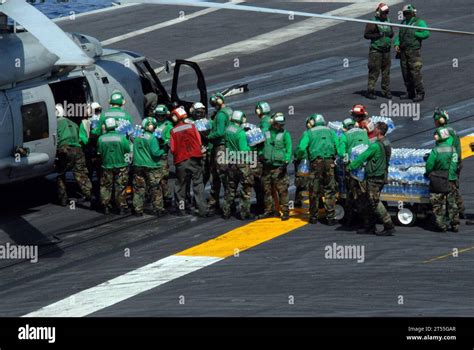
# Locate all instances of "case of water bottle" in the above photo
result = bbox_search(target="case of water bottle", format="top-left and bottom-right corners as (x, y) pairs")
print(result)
(371, 116), (395, 134)
(90, 116), (100, 130)
(195, 118), (211, 133)
(350, 144), (369, 181)
(244, 124), (266, 146)
(116, 119), (133, 136)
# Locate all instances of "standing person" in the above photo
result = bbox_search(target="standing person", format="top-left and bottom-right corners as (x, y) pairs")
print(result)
(338, 117), (370, 227)
(252, 101), (273, 213)
(425, 127), (460, 232)
(169, 107), (207, 217)
(258, 113), (292, 221)
(55, 104), (93, 207)
(364, 2), (394, 100)
(132, 117), (166, 217)
(294, 114), (318, 208)
(92, 91), (134, 136)
(348, 122), (395, 236)
(350, 104), (375, 141)
(432, 108), (465, 219)
(295, 114), (338, 225)
(80, 102), (102, 183)
(154, 105), (174, 209)
(207, 93), (232, 216)
(222, 110), (254, 220)
(97, 118), (131, 215)
(394, 4), (430, 102)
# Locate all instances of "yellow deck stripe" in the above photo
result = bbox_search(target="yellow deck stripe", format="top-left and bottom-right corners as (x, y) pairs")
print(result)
(177, 211), (308, 258)
(423, 245), (474, 263)
(461, 135), (474, 160)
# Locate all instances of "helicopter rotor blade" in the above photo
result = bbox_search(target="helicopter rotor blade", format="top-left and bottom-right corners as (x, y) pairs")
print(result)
(0, 0), (94, 66)
(120, 0), (474, 36)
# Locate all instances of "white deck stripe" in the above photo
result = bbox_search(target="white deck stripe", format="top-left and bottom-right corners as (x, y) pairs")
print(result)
(101, 0), (245, 46)
(23, 255), (222, 317)
(53, 3), (140, 23)
(188, 0), (403, 63)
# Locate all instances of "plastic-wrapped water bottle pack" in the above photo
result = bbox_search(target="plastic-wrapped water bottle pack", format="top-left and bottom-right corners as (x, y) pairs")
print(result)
(328, 121), (344, 137)
(90, 115), (100, 130)
(246, 127), (266, 146)
(132, 125), (144, 139)
(389, 148), (431, 168)
(154, 128), (162, 139)
(116, 119), (133, 136)
(350, 144), (369, 181)
(195, 118), (211, 132)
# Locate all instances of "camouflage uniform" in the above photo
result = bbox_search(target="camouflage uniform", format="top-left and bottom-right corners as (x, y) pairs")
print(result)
(223, 165), (253, 217)
(56, 146), (93, 205)
(159, 157), (172, 205)
(100, 167), (129, 209)
(307, 159), (337, 220)
(360, 177), (393, 229)
(132, 167), (163, 213)
(56, 117), (93, 205)
(262, 165), (290, 215)
(430, 183), (460, 231)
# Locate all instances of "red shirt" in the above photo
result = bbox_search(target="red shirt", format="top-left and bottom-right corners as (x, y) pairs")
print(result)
(170, 122), (203, 165)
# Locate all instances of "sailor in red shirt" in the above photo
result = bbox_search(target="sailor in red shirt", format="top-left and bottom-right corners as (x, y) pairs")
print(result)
(350, 104), (376, 141)
(169, 107), (207, 217)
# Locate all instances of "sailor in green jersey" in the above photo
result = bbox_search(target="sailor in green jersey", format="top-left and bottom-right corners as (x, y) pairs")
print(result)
(432, 107), (465, 219)
(425, 127), (460, 232)
(132, 117), (166, 217)
(364, 2), (394, 100)
(348, 122), (395, 236)
(55, 104), (93, 207)
(259, 113), (292, 221)
(252, 101), (273, 213)
(394, 4), (430, 102)
(153, 105), (174, 208)
(207, 92), (232, 215)
(80, 102), (102, 182)
(295, 114), (338, 225)
(293, 114), (318, 208)
(97, 117), (131, 215)
(92, 91), (134, 136)
(338, 118), (370, 227)
(222, 110), (254, 220)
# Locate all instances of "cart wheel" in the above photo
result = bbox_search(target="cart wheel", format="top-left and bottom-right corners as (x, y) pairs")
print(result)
(335, 204), (345, 221)
(395, 207), (416, 227)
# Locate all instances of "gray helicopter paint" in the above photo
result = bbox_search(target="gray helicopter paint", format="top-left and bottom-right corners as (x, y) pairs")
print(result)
(0, 32), (58, 89)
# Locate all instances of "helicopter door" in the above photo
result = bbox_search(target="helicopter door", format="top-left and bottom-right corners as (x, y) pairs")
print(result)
(171, 60), (207, 113)
(6, 85), (56, 180)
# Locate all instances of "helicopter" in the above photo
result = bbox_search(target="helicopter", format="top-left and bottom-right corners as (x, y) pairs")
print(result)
(0, 0), (208, 185)
(0, 0), (473, 186)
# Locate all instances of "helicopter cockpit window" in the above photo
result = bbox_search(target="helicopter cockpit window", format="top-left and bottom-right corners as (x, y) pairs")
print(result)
(21, 102), (49, 142)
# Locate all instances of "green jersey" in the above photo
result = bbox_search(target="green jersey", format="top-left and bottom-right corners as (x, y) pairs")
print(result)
(263, 128), (292, 166)
(92, 106), (134, 136)
(57, 117), (81, 148)
(296, 126), (338, 160)
(208, 106), (232, 146)
(132, 131), (164, 168)
(225, 123), (250, 152)
(97, 130), (131, 169)
(425, 141), (458, 181)
(338, 128), (369, 159)
(394, 16), (430, 50)
(348, 138), (391, 178)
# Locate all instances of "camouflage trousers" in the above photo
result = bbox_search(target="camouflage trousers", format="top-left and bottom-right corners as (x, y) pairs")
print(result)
(344, 172), (363, 224)
(360, 177), (393, 229)
(430, 182), (460, 230)
(223, 164), (253, 217)
(100, 167), (129, 209)
(308, 158), (336, 221)
(294, 160), (309, 206)
(400, 49), (424, 96)
(262, 164), (289, 215)
(208, 145), (228, 209)
(159, 157), (172, 203)
(368, 49), (391, 94)
(132, 166), (163, 213)
(455, 164), (465, 216)
(56, 147), (93, 205)
(251, 161), (265, 213)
